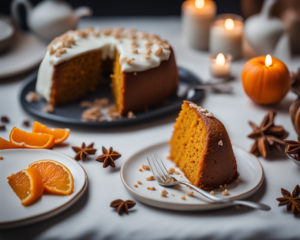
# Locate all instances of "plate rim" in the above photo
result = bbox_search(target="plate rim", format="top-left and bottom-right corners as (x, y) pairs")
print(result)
(19, 67), (204, 127)
(120, 141), (264, 210)
(0, 149), (88, 229)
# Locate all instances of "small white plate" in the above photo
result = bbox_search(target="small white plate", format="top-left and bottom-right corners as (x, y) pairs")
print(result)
(120, 142), (264, 211)
(0, 149), (87, 229)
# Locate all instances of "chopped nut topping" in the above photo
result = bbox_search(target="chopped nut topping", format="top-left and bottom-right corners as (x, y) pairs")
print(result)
(218, 140), (223, 146)
(93, 30), (101, 37)
(81, 106), (101, 121)
(142, 164), (151, 170)
(49, 46), (56, 55)
(143, 56), (151, 60)
(154, 47), (163, 56)
(127, 58), (135, 65)
(161, 43), (170, 50)
(25, 91), (40, 102)
(103, 28), (112, 35)
(118, 39), (123, 43)
(131, 49), (138, 54)
(181, 195), (186, 200)
(168, 168), (175, 174)
(109, 111), (121, 120)
(210, 191), (215, 195)
(120, 57), (127, 64)
(145, 49), (152, 55)
(0, 156), (3, 160)
(42, 104), (54, 113)
(77, 29), (89, 38)
(127, 111), (136, 119)
(134, 184), (138, 188)
(187, 191), (194, 196)
(180, 176), (183, 178)
(145, 41), (153, 48)
(137, 181), (142, 185)
(139, 168), (143, 172)
(206, 112), (214, 118)
(151, 34), (160, 40)
(222, 189), (229, 195)
(131, 41), (138, 48)
(55, 48), (67, 57)
(146, 176), (155, 181)
(94, 98), (110, 108)
(200, 109), (208, 113)
(80, 101), (93, 108)
(175, 171), (180, 175)
(161, 189), (168, 197)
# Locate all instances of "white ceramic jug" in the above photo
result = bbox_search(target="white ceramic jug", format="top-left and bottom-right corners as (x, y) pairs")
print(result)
(244, 0), (290, 59)
(11, 0), (92, 42)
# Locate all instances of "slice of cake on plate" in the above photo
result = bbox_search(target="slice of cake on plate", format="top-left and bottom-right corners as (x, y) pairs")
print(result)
(169, 101), (239, 189)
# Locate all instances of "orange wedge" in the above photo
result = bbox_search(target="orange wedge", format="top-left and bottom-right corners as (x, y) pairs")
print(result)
(7, 168), (44, 206)
(0, 137), (24, 150)
(9, 127), (55, 149)
(29, 160), (74, 195)
(32, 121), (70, 144)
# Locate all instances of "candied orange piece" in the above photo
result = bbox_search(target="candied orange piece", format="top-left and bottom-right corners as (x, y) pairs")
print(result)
(7, 168), (44, 206)
(29, 160), (74, 195)
(9, 127), (55, 149)
(32, 121), (70, 144)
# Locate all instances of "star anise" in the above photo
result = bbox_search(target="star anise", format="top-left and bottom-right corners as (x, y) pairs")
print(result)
(248, 110), (289, 158)
(96, 146), (121, 168)
(110, 199), (136, 215)
(284, 137), (300, 161)
(72, 142), (97, 161)
(276, 185), (300, 216)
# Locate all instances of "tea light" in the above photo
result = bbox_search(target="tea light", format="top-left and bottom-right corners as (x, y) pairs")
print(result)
(209, 14), (243, 59)
(182, 0), (216, 50)
(209, 53), (232, 77)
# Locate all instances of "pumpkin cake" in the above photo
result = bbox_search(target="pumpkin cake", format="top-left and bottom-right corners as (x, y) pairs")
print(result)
(169, 101), (238, 189)
(36, 28), (178, 115)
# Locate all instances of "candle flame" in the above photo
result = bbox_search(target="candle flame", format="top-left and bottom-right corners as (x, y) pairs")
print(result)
(225, 19), (234, 30)
(265, 54), (272, 67)
(216, 53), (225, 67)
(195, 0), (205, 9)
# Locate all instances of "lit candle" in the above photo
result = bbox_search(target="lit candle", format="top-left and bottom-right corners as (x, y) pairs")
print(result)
(209, 53), (232, 77)
(209, 14), (243, 59)
(182, 0), (216, 50)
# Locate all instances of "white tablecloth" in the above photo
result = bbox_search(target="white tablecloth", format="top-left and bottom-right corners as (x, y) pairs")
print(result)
(1, 17), (300, 240)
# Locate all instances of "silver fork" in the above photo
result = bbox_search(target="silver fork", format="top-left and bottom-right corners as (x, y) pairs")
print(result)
(147, 154), (271, 211)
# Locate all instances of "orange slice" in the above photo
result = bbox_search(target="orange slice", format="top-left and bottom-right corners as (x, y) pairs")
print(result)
(7, 168), (44, 206)
(32, 121), (70, 144)
(0, 137), (24, 150)
(29, 160), (74, 195)
(9, 127), (55, 149)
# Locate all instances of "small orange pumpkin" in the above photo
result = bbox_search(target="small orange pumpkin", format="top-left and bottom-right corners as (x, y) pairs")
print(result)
(241, 55), (291, 105)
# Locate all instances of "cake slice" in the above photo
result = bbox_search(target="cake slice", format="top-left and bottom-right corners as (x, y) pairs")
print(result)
(169, 101), (238, 189)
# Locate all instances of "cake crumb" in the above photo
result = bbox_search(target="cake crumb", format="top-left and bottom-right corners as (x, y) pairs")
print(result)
(142, 164), (150, 170)
(206, 112), (214, 118)
(25, 91), (40, 102)
(181, 195), (186, 200)
(147, 186), (151, 190)
(171, 193), (175, 197)
(94, 98), (110, 108)
(161, 189), (168, 197)
(109, 111), (121, 120)
(222, 189), (229, 196)
(0, 156), (3, 160)
(219, 185), (223, 189)
(175, 171), (180, 175)
(139, 168), (143, 172)
(151, 187), (156, 190)
(187, 191), (194, 196)
(146, 176), (155, 181)
(42, 104), (55, 113)
(127, 111), (136, 119)
(81, 106), (101, 121)
(218, 140), (223, 146)
(168, 168), (175, 174)
(210, 191), (215, 195)
(80, 101), (93, 108)
(133, 72), (137, 76)
(137, 181), (142, 185)
(134, 184), (138, 188)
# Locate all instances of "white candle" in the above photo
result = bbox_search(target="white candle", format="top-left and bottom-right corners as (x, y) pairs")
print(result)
(209, 53), (232, 77)
(182, 0), (216, 50)
(209, 14), (243, 59)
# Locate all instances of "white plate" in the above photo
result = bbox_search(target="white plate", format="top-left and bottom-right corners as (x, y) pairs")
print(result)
(0, 149), (87, 229)
(120, 142), (264, 211)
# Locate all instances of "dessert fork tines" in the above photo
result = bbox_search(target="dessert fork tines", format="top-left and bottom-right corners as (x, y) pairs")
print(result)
(146, 153), (271, 211)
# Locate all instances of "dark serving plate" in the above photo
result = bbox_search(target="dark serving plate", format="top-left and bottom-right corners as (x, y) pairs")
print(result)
(20, 67), (203, 127)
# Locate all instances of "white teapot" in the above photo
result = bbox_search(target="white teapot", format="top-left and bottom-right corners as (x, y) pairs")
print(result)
(11, 0), (92, 42)
(244, 0), (291, 60)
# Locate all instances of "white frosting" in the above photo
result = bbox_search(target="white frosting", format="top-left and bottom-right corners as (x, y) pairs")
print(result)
(36, 28), (171, 102)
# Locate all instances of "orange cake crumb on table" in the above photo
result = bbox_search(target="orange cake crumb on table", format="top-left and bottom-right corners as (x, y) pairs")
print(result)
(169, 101), (238, 190)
